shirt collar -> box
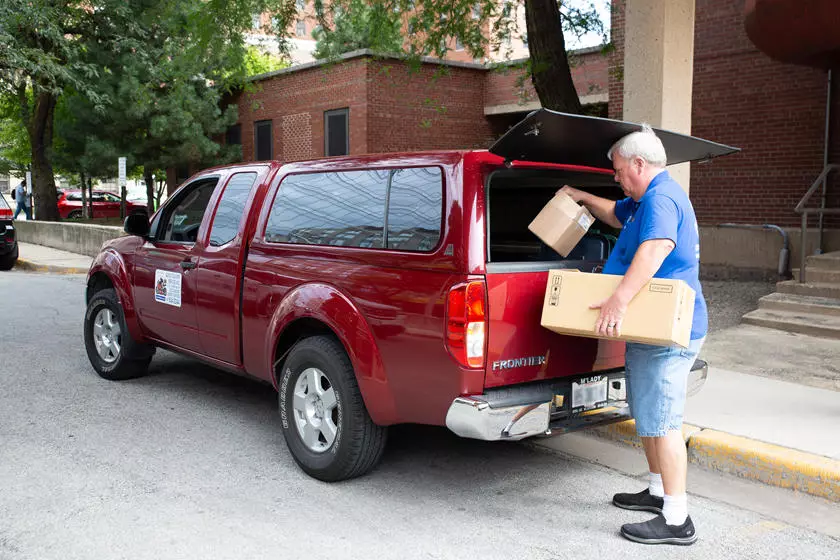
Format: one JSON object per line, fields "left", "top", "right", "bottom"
{"left": 640, "top": 170, "right": 670, "bottom": 201}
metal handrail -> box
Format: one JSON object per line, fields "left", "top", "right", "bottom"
{"left": 795, "top": 164, "right": 840, "bottom": 282}
{"left": 718, "top": 223, "right": 791, "bottom": 280}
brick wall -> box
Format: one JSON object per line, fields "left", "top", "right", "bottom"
{"left": 608, "top": 0, "right": 625, "bottom": 120}
{"left": 485, "top": 49, "right": 609, "bottom": 109}
{"left": 229, "top": 58, "right": 370, "bottom": 162}
{"left": 366, "top": 60, "right": 494, "bottom": 152}
{"left": 609, "top": 0, "right": 839, "bottom": 228}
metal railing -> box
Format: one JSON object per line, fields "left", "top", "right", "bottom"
{"left": 795, "top": 164, "right": 840, "bottom": 283}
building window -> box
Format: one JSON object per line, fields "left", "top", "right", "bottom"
{"left": 522, "top": 35, "right": 529, "bottom": 48}
{"left": 455, "top": 37, "right": 464, "bottom": 51}
{"left": 225, "top": 124, "right": 242, "bottom": 146}
{"left": 296, "top": 20, "right": 306, "bottom": 36}
{"left": 296, "top": 0, "right": 306, "bottom": 10}
{"left": 472, "top": 4, "right": 481, "bottom": 19}
{"left": 324, "top": 108, "right": 349, "bottom": 157}
{"left": 254, "top": 120, "right": 273, "bottom": 161}
{"left": 251, "top": 14, "right": 261, "bottom": 29}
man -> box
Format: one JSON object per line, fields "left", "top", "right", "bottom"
{"left": 13, "top": 178, "right": 32, "bottom": 220}
{"left": 561, "top": 124, "right": 706, "bottom": 546}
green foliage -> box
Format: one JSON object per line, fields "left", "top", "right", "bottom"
{"left": 0, "top": 94, "right": 30, "bottom": 174}
{"left": 244, "top": 47, "right": 290, "bottom": 76}
{"left": 312, "top": 0, "right": 404, "bottom": 59}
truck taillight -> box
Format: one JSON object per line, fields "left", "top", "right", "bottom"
{"left": 446, "top": 281, "right": 487, "bottom": 369}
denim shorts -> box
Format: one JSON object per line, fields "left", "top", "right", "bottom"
{"left": 624, "top": 337, "right": 705, "bottom": 437}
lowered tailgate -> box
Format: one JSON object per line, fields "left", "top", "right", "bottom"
{"left": 484, "top": 266, "right": 625, "bottom": 388}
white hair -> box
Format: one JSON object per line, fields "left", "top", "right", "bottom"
{"left": 607, "top": 124, "right": 667, "bottom": 168}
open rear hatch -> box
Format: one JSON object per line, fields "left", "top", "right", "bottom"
{"left": 481, "top": 110, "right": 739, "bottom": 389}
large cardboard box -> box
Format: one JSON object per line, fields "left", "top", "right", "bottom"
{"left": 540, "top": 270, "right": 696, "bottom": 348}
{"left": 528, "top": 192, "right": 594, "bottom": 257}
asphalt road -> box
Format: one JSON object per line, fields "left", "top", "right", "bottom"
{"left": 0, "top": 271, "right": 837, "bottom": 560}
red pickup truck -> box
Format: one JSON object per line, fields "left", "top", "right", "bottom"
{"left": 83, "top": 110, "right": 734, "bottom": 481}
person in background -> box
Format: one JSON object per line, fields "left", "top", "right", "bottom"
{"left": 560, "top": 124, "right": 706, "bottom": 546}
{"left": 13, "top": 178, "right": 32, "bottom": 220}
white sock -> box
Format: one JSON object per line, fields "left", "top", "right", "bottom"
{"left": 662, "top": 493, "right": 688, "bottom": 526}
{"left": 648, "top": 472, "right": 664, "bottom": 498}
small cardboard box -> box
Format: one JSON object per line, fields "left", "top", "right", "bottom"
{"left": 528, "top": 192, "right": 594, "bottom": 257}
{"left": 540, "top": 270, "right": 696, "bottom": 348}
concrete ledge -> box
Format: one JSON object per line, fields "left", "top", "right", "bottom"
{"left": 14, "top": 221, "right": 123, "bottom": 257}
{"left": 594, "top": 420, "right": 840, "bottom": 502}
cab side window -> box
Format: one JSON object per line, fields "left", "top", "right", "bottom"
{"left": 158, "top": 179, "right": 218, "bottom": 244}
{"left": 208, "top": 172, "right": 258, "bottom": 247}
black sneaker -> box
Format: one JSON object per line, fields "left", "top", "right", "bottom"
{"left": 612, "top": 489, "right": 664, "bottom": 514}
{"left": 620, "top": 515, "right": 698, "bottom": 546}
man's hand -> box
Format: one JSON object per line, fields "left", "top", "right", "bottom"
{"left": 591, "top": 292, "right": 630, "bottom": 337}
{"left": 558, "top": 185, "right": 583, "bottom": 203}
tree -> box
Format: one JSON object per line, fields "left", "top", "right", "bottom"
{"left": 312, "top": 0, "right": 404, "bottom": 59}
{"left": 312, "top": 0, "right": 607, "bottom": 113}
{"left": 0, "top": 0, "right": 297, "bottom": 220}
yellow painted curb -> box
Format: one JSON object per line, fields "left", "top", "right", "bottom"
{"left": 14, "top": 258, "right": 88, "bottom": 275}
{"left": 687, "top": 429, "right": 840, "bottom": 502}
{"left": 593, "top": 419, "right": 701, "bottom": 448}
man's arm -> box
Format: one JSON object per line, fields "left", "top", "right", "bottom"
{"left": 591, "top": 238, "right": 675, "bottom": 336}
{"left": 559, "top": 185, "right": 622, "bottom": 229}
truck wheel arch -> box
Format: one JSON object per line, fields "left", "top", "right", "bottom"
{"left": 267, "top": 285, "right": 399, "bottom": 426}
{"left": 86, "top": 251, "right": 143, "bottom": 343}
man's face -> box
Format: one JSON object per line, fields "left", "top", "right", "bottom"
{"left": 612, "top": 155, "right": 646, "bottom": 200}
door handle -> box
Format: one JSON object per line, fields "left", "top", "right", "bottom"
{"left": 180, "top": 260, "right": 197, "bottom": 270}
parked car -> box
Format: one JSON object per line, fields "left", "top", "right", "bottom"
{"left": 58, "top": 190, "right": 147, "bottom": 219}
{"left": 0, "top": 192, "right": 18, "bottom": 270}
{"left": 83, "top": 110, "right": 736, "bottom": 482}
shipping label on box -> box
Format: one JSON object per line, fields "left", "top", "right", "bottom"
{"left": 540, "top": 270, "right": 695, "bottom": 348}
{"left": 528, "top": 192, "right": 594, "bottom": 257}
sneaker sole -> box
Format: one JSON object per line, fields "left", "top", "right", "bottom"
{"left": 620, "top": 529, "right": 698, "bottom": 546}
{"left": 612, "top": 498, "right": 663, "bottom": 515}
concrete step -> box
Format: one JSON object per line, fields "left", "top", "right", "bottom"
{"left": 806, "top": 251, "right": 840, "bottom": 271}
{"left": 757, "top": 292, "right": 840, "bottom": 317}
{"left": 792, "top": 268, "right": 840, "bottom": 284}
{"left": 776, "top": 280, "right": 840, "bottom": 299}
{"left": 742, "top": 308, "right": 840, "bottom": 339}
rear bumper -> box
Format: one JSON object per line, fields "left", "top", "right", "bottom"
{"left": 445, "top": 359, "right": 708, "bottom": 441}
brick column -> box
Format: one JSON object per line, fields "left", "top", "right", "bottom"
{"left": 622, "top": 0, "right": 695, "bottom": 193}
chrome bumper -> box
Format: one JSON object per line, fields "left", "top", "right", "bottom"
{"left": 445, "top": 360, "right": 708, "bottom": 442}
{"left": 445, "top": 397, "right": 553, "bottom": 441}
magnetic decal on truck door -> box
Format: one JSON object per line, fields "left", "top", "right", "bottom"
{"left": 154, "top": 270, "right": 182, "bottom": 307}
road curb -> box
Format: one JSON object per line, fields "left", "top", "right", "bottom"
{"left": 594, "top": 419, "right": 839, "bottom": 502}
{"left": 14, "top": 258, "right": 89, "bottom": 275}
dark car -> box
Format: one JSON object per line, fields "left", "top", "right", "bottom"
{"left": 0, "top": 192, "right": 18, "bottom": 270}
{"left": 58, "top": 190, "right": 147, "bottom": 219}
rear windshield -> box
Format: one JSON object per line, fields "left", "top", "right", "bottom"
{"left": 0, "top": 192, "right": 9, "bottom": 210}
{"left": 486, "top": 168, "right": 623, "bottom": 268}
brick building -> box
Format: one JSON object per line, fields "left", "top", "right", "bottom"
{"left": 218, "top": 46, "right": 606, "bottom": 170}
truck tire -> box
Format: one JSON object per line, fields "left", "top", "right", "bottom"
{"left": 67, "top": 210, "right": 83, "bottom": 219}
{"left": 278, "top": 335, "right": 387, "bottom": 482}
{"left": 0, "top": 244, "right": 17, "bottom": 270}
{"left": 84, "top": 288, "right": 154, "bottom": 380}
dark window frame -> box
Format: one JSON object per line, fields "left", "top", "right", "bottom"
{"left": 254, "top": 120, "right": 273, "bottom": 161}
{"left": 324, "top": 108, "right": 349, "bottom": 157}
{"left": 226, "top": 124, "right": 242, "bottom": 146}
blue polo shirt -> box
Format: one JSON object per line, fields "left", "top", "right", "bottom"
{"left": 603, "top": 170, "right": 707, "bottom": 340}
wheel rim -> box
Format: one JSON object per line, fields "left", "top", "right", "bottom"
{"left": 292, "top": 367, "right": 339, "bottom": 453}
{"left": 92, "top": 308, "right": 121, "bottom": 363}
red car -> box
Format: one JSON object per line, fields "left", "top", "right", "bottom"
{"left": 58, "top": 190, "right": 147, "bottom": 219}
{"left": 83, "top": 110, "right": 734, "bottom": 482}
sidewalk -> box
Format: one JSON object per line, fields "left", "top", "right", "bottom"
{"left": 11, "top": 242, "right": 840, "bottom": 501}
{"left": 14, "top": 242, "right": 93, "bottom": 274}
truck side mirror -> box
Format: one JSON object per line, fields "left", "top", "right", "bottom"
{"left": 124, "top": 213, "right": 150, "bottom": 237}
